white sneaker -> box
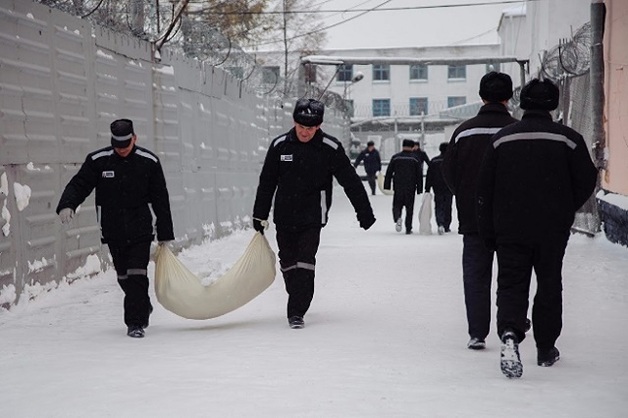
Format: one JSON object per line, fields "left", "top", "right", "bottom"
{"left": 395, "top": 218, "right": 402, "bottom": 232}
{"left": 438, "top": 226, "right": 445, "bottom": 235}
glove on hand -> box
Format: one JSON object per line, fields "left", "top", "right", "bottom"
{"left": 59, "top": 208, "right": 74, "bottom": 224}
{"left": 359, "top": 215, "right": 376, "bottom": 231}
{"left": 253, "top": 218, "right": 267, "bottom": 235}
{"left": 159, "top": 240, "right": 174, "bottom": 249}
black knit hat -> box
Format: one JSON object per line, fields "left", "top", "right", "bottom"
{"left": 293, "top": 98, "right": 324, "bottom": 127}
{"left": 402, "top": 139, "right": 414, "bottom": 148}
{"left": 110, "top": 119, "right": 134, "bottom": 148}
{"left": 479, "top": 72, "right": 513, "bottom": 103}
{"left": 520, "top": 78, "right": 559, "bottom": 111}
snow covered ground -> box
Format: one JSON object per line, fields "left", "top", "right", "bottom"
{"left": 1, "top": 186, "right": 627, "bottom": 417}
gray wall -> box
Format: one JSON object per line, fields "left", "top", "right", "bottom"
{"left": 0, "top": 0, "right": 349, "bottom": 307}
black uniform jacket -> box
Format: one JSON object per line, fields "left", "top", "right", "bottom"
{"left": 353, "top": 148, "right": 382, "bottom": 175}
{"left": 56, "top": 145, "right": 174, "bottom": 245}
{"left": 425, "top": 154, "right": 452, "bottom": 195}
{"left": 383, "top": 150, "right": 422, "bottom": 194}
{"left": 476, "top": 110, "right": 597, "bottom": 242}
{"left": 253, "top": 128, "right": 374, "bottom": 232}
{"left": 442, "top": 103, "right": 518, "bottom": 234}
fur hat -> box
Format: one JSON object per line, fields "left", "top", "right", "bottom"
{"left": 479, "top": 72, "right": 513, "bottom": 103}
{"left": 110, "top": 119, "right": 134, "bottom": 148}
{"left": 520, "top": 78, "right": 559, "bottom": 111}
{"left": 293, "top": 98, "right": 324, "bottom": 127}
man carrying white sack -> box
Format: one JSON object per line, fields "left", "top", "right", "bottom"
{"left": 56, "top": 119, "right": 174, "bottom": 339}
{"left": 252, "top": 98, "right": 376, "bottom": 329}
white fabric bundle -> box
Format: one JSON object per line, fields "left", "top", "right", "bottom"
{"left": 154, "top": 232, "right": 276, "bottom": 320}
{"left": 377, "top": 171, "right": 393, "bottom": 195}
{"left": 418, "top": 192, "right": 433, "bottom": 235}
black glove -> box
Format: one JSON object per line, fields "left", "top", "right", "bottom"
{"left": 253, "top": 218, "right": 266, "bottom": 235}
{"left": 359, "top": 215, "right": 376, "bottom": 231}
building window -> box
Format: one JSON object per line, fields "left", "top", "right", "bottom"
{"left": 448, "top": 64, "right": 466, "bottom": 79}
{"left": 409, "top": 64, "right": 428, "bottom": 80}
{"left": 409, "top": 97, "right": 428, "bottom": 115}
{"left": 486, "top": 63, "right": 501, "bottom": 73}
{"left": 447, "top": 96, "right": 467, "bottom": 107}
{"left": 373, "top": 64, "right": 390, "bottom": 81}
{"left": 373, "top": 99, "right": 390, "bottom": 116}
{"left": 337, "top": 64, "right": 353, "bottom": 82}
{"left": 262, "top": 66, "right": 280, "bottom": 84}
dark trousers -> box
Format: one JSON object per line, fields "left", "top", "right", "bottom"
{"left": 276, "top": 227, "right": 322, "bottom": 318}
{"left": 109, "top": 241, "right": 152, "bottom": 327}
{"left": 366, "top": 173, "right": 377, "bottom": 195}
{"left": 462, "top": 234, "right": 495, "bottom": 340}
{"left": 434, "top": 192, "right": 453, "bottom": 230}
{"left": 496, "top": 232, "right": 569, "bottom": 349}
{"left": 392, "top": 188, "right": 416, "bottom": 232}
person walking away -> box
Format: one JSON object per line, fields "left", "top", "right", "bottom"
{"left": 56, "top": 119, "right": 174, "bottom": 338}
{"left": 476, "top": 78, "right": 597, "bottom": 378}
{"left": 383, "top": 139, "right": 422, "bottom": 234}
{"left": 425, "top": 142, "right": 453, "bottom": 234}
{"left": 353, "top": 140, "right": 382, "bottom": 195}
{"left": 412, "top": 141, "right": 431, "bottom": 193}
{"left": 441, "top": 72, "right": 518, "bottom": 350}
{"left": 252, "top": 98, "right": 376, "bottom": 329}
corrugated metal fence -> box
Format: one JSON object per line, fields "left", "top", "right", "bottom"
{"left": 0, "top": 0, "right": 349, "bottom": 307}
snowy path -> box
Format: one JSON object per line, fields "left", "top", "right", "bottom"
{"left": 1, "top": 186, "right": 627, "bottom": 417}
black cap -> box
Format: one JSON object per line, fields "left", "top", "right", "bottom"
{"left": 402, "top": 139, "right": 415, "bottom": 148}
{"left": 439, "top": 142, "right": 448, "bottom": 154}
{"left": 520, "top": 78, "right": 559, "bottom": 111}
{"left": 367, "top": 140, "right": 375, "bottom": 146}
{"left": 479, "top": 72, "right": 513, "bottom": 103}
{"left": 110, "top": 119, "right": 134, "bottom": 148}
{"left": 293, "top": 98, "right": 324, "bottom": 127}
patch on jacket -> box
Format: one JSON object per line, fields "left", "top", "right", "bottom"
{"left": 280, "top": 154, "right": 293, "bottom": 161}
{"left": 102, "top": 171, "right": 115, "bottom": 178}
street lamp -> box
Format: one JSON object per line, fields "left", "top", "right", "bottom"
{"left": 344, "top": 71, "right": 364, "bottom": 99}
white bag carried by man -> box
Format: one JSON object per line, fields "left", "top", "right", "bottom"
{"left": 154, "top": 233, "right": 276, "bottom": 320}
{"left": 418, "top": 192, "right": 433, "bottom": 235}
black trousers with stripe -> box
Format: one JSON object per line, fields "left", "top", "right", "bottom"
{"left": 496, "top": 231, "right": 569, "bottom": 350}
{"left": 109, "top": 240, "right": 153, "bottom": 327}
{"left": 276, "top": 227, "right": 322, "bottom": 318}
{"left": 392, "top": 188, "right": 416, "bottom": 232}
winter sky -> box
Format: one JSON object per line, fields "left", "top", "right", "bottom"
{"left": 317, "top": 0, "right": 519, "bottom": 49}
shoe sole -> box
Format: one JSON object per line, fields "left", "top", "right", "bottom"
{"left": 289, "top": 323, "right": 304, "bottom": 329}
{"left": 500, "top": 338, "right": 523, "bottom": 378}
{"left": 395, "top": 221, "right": 402, "bottom": 232}
{"left": 468, "top": 342, "right": 486, "bottom": 350}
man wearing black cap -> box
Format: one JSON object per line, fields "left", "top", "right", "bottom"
{"left": 383, "top": 139, "right": 422, "bottom": 234}
{"left": 252, "top": 98, "right": 376, "bottom": 329}
{"left": 477, "top": 78, "right": 597, "bottom": 378}
{"left": 441, "top": 72, "right": 518, "bottom": 351}
{"left": 353, "top": 140, "right": 382, "bottom": 195}
{"left": 56, "top": 119, "right": 174, "bottom": 338}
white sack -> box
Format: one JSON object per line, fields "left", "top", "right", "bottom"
{"left": 377, "top": 171, "right": 393, "bottom": 195}
{"left": 418, "top": 192, "right": 433, "bottom": 235}
{"left": 155, "top": 232, "right": 276, "bottom": 320}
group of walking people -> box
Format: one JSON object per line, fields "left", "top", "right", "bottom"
{"left": 56, "top": 72, "right": 596, "bottom": 380}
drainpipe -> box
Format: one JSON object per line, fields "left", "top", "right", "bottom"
{"left": 591, "top": 0, "right": 606, "bottom": 172}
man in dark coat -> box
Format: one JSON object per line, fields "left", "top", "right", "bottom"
{"left": 353, "top": 140, "right": 382, "bottom": 195}
{"left": 477, "top": 78, "right": 597, "bottom": 378}
{"left": 56, "top": 119, "right": 174, "bottom": 338}
{"left": 384, "top": 139, "right": 422, "bottom": 234}
{"left": 412, "top": 141, "right": 431, "bottom": 193}
{"left": 252, "top": 98, "right": 376, "bottom": 329}
{"left": 425, "top": 142, "right": 453, "bottom": 234}
{"left": 442, "top": 72, "right": 518, "bottom": 350}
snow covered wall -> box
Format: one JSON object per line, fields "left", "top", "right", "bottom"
{"left": 0, "top": 0, "right": 350, "bottom": 308}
